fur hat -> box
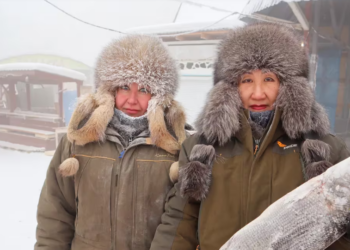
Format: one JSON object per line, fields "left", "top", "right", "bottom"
{"left": 59, "top": 35, "right": 186, "bottom": 177}
{"left": 199, "top": 23, "right": 329, "bottom": 143}
{"left": 95, "top": 35, "right": 179, "bottom": 106}
{"left": 179, "top": 23, "right": 332, "bottom": 200}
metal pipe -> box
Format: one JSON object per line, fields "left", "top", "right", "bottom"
{"left": 343, "top": 24, "right": 350, "bottom": 120}
{"left": 309, "top": 0, "right": 321, "bottom": 90}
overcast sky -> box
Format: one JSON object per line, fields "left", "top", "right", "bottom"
{"left": 0, "top": 0, "right": 249, "bottom": 67}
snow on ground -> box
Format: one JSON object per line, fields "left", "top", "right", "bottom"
{"left": 0, "top": 147, "right": 52, "bottom": 249}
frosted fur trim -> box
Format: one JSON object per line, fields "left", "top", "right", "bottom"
{"left": 67, "top": 91, "right": 115, "bottom": 146}
{"left": 197, "top": 23, "right": 330, "bottom": 145}
{"left": 67, "top": 35, "right": 186, "bottom": 153}
{"left": 95, "top": 35, "right": 178, "bottom": 104}
{"left": 67, "top": 91, "right": 186, "bottom": 154}
{"left": 148, "top": 103, "right": 180, "bottom": 155}
{"left": 179, "top": 144, "right": 216, "bottom": 201}
{"left": 304, "top": 161, "right": 332, "bottom": 180}
{"left": 169, "top": 161, "right": 179, "bottom": 183}
{"left": 59, "top": 158, "right": 79, "bottom": 177}
{"left": 301, "top": 139, "right": 331, "bottom": 164}
{"left": 196, "top": 81, "right": 241, "bottom": 145}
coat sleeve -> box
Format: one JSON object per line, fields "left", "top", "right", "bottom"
{"left": 35, "top": 135, "right": 76, "bottom": 250}
{"left": 150, "top": 142, "right": 200, "bottom": 250}
{"left": 324, "top": 134, "right": 350, "bottom": 250}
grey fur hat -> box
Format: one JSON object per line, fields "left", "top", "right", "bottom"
{"left": 95, "top": 35, "right": 179, "bottom": 107}
{"left": 214, "top": 23, "right": 308, "bottom": 86}
{"left": 197, "top": 23, "right": 330, "bottom": 144}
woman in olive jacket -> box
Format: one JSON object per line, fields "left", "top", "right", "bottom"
{"left": 35, "top": 35, "right": 190, "bottom": 250}
{"left": 151, "top": 23, "right": 350, "bottom": 250}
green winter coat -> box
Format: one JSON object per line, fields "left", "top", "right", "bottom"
{"left": 35, "top": 131, "right": 178, "bottom": 250}
{"left": 150, "top": 109, "right": 350, "bottom": 250}
{"left": 35, "top": 33, "right": 188, "bottom": 250}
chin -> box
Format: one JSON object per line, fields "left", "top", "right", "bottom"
{"left": 248, "top": 106, "right": 273, "bottom": 112}
{"left": 249, "top": 109, "right": 266, "bottom": 112}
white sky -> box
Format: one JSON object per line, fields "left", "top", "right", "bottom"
{"left": 0, "top": 0, "right": 249, "bottom": 67}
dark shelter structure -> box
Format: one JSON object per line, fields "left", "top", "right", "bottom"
{"left": 0, "top": 63, "right": 85, "bottom": 151}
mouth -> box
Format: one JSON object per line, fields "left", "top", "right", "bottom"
{"left": 124, "top": 108, "right": 140, "bottom": 114}
{"left": 250, "top": 105, "right": 268, "bottom": 111}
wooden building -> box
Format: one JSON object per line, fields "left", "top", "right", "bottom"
{"left": 0, "top": 63, "right": 86, "bottom": 151}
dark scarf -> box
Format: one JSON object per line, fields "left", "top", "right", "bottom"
{"left": 108, "top": 109, "right": 149, "bottom": 147}
{"left": 249, "top": 110, "right": 274, "bottom": 139}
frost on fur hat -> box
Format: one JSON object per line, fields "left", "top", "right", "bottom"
{"left": 67, "top": 34, "right": 184, "bottom": 148}
{"left": 197, "top": 23, "right": 330, "bottom": 145}
{"left": 62, "top": 35, "right": 186, "bottom": 177}
{"left": 95, "top": 35, "right": 179, "bottom": 106}
{"left": 214, "top": 23, "right": 308, "bottom": 86}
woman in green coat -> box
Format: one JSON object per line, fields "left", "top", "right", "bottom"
{"left": 35, "top": 35, "right": 190, "bottom": 250}
{"left": 150, "top": 23, "right": 350, "bottom": 250}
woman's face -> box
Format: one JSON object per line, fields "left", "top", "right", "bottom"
{"left": 115, "top": 83, "right": 152, "bottom": 117}
{"left": 238, "top": 69, "right": 280, "bottom": 112}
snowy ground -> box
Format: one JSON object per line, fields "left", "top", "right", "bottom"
{"left": 0, "top": 148, "right": 52, "bottom": 250}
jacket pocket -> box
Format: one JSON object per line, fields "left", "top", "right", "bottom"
{"left": 132, "top": 159, "right": 174, "bottom": 249}
{"left": 74, "top": 156, "right": 91, "bottom": 230}
{"left": 74, "top": 157, "right": 114, "bottom": 247}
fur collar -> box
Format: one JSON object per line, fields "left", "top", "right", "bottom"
{"left": 196, "top": 81, "right": 330, "bottom": 146}
{"left": 67, "top": 90, "right": 186, "bottom": 155}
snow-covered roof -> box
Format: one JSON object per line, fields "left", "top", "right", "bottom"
{"left": 0, "top": 63, "right": 86, "bottom": 81}
{"left": 126, "top": 19, "right": 244, "bottom": 36}
{"left": 241, "top": 0, "right": 312, "bottom": 15}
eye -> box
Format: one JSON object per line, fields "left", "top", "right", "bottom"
{"left": 264, "top": 77, "right": 275, "bottom": 82}
{"left": 241, "top": 78, "right": 253, "bottom": 84}
{"left": 120, "top": 85, "right": 130, "bottom": 91}
{"left": 139, "top": 87, "right": 148, "bottom": 94}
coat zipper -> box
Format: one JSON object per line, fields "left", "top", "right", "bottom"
{"left": 253, "top": 139, "right": 260, "bottom": 156}
{"left": 111, "top": 139, "right": 148, "bottom": 250}
{"left": 245, "top": 115, "right": 275, "bottom": 223}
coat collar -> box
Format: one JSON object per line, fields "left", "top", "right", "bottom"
{"left": 67, "top": 91, "right": 187, "bottom": 155}
{"left": 235, "top": 108, "right": 284, "bottom": 156}
{"left": 195, "top": 80, "right": 330, "bottom": 146}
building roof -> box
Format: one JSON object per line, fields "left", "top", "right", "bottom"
{"left": 126, "top": 18, "right": 244, "bottom": 41}
{"left": 241, "top": 0, "right": 309, "bottom": 16}
{"left": 126, "top": 19, "right": 244, "bottom": 35}
{"left": 0, "top": 63, "right": 86, "bottom": 81}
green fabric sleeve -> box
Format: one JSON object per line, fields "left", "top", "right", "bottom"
{"left": 150, "top": 142, "right": 200, "bottom": 250}
{"left": 35, "top": 135, "right": 76, "bottom": 250}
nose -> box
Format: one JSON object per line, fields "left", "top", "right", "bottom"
{"left": 251, "top": 81, "right": 266, "bottom": 100}
{"left": 127, "top": 91, "right": 137, "bottom": 105}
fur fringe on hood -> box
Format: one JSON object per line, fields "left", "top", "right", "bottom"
{"left": 202, "top": 23, "right": 329, "bottom": 143}
{"left": 60, "top": 35, "right": 185, "bottom": 176}
{"left": 179, "top": 23, "right": 332, "bottom": 200}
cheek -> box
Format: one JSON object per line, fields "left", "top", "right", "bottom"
{"left": 268, "top": 84, "right": 280, "bottom": 104}
{"left": 238, "top": 85, "right": 250, "bottom": 108}
{"left": 115, "top": 93, "right": 126, "bottom": 109}
{"left": 139, "top": 95, "right": 152, "bottom": 111}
